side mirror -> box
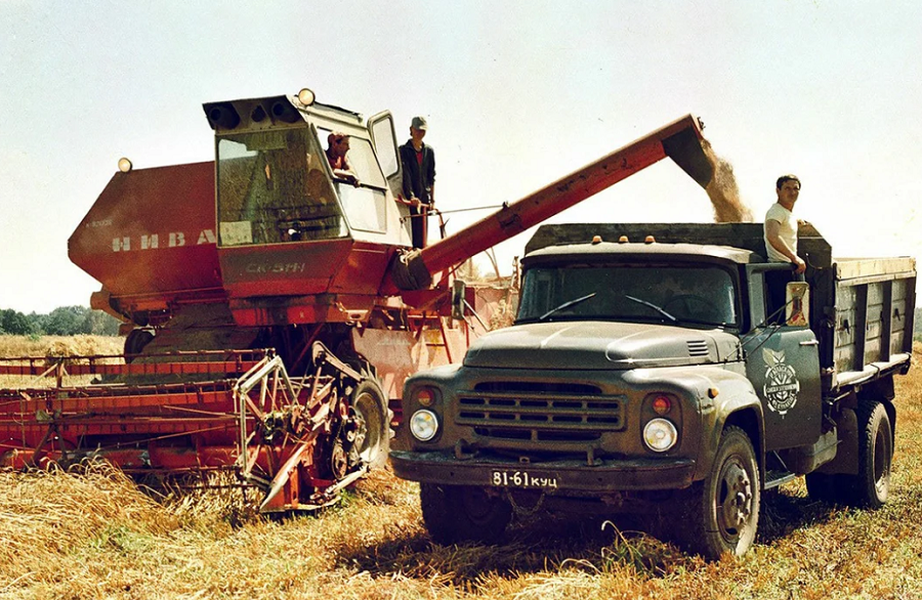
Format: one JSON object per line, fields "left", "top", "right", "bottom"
{"left": 785, "top": 282, "right": 810, "bottom": 327}
{"left": 451, "top": 279, "right": 466, "bottom": 321}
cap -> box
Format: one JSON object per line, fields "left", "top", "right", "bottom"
{"left": 411, "top": 116, "right": 428, "bottom": 131}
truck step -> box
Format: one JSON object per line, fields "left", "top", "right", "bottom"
{"left": 763, "top": 470, "right": 796, "bottom": 490}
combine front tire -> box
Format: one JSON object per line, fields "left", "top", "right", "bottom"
{"left": 350, "top": 379, "right": 390, "bottom": 469}
{"left": 124, "top": 329, "right": 154, "bottom": 361}
{"left": 420, "top": 484, "right": 512, "bottom": 545}
{"left": 681, "top": 426, "right": 760, "bottom": 559}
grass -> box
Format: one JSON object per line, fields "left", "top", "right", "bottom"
{"left": 0, "top": 343, "right": 921, "bottom": 599}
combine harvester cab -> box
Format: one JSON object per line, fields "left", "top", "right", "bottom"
{"left": 2, "top": 88, "right": 717, "bottom": 512}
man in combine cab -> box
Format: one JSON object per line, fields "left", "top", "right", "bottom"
{"left": 400, "top": 116, "right": 436, "bottom": 248}
{"left": 326, "top": 132, "right": 359, "bottom": 185}
{"left": 763, "top": 174, "right": 805, "bottom": 320}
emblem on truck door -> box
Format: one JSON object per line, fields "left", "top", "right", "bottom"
{"left": 762, "top": 348, "right": 800, "bottom": 416}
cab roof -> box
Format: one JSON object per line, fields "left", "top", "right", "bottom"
{"left": 523, "top": 240, "right": 762, "bottom": 265}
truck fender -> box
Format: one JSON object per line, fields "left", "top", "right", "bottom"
{"left": 815, "top": 406, "right": 859, "bottom": 475}
{"left": 695, "top": 374, "right": 765, "bottom": 482}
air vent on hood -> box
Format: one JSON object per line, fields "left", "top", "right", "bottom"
{"left": 686, "top": 339, "right": 709, "bottom": 357}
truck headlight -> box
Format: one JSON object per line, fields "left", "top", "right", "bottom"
{"left": 643, "top": 418, "right": 677, "bottom": 452}
{"left": 409, "top": 409, "right": 439, "bottom": 441}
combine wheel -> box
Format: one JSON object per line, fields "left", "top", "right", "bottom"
{"left": 420, "top": 483, "right": 512, "bottom": 545}
{"left": 842, "top": 398, "right": 892, "bottom": 508}
{"left": 124, "top": 329, "right": 154, "bottom": 361}
{"left": 680, "top": 426, "right": 760, "bottom": 559}
{"left": 349, "top": 378, "right": 390, "bottom": 469}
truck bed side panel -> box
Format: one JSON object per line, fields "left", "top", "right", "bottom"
{"left": 829, "top": 258, "right": 915, "bottom": 391}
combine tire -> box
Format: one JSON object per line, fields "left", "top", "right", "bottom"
{"left": 350, "top": 379, "right": 390, "bottom": 469}
{"left": 681, "top": 426, "right": 760, "bottom": 559}
{"left": 123, "top": 329, "right": 154, "bottom": 361}
{"left": 420, "top": 484, "right": 512, "bottom": 545}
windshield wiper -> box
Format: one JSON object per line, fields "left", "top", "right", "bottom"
{"left": 624, "top": 295, "right": 677, "bottom": 323}
{"left": 539, "top": 292, "right": 597, "bottom": 322}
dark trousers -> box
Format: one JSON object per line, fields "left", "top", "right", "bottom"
{"left": 410, "top": 204, "right": 428, "bottom": 248}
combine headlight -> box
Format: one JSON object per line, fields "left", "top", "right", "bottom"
{"left": 409, "top": 409, "right": 439, "bottom": 442}
{"left": 297, "top": 88, "right": 316, "bottom": 106}
{"left": 643, "top": 418, "right": 678, "bottom": 452}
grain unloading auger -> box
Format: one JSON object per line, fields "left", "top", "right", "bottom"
{"left": 0, "top": 88, "right": 715, "bottom": 511}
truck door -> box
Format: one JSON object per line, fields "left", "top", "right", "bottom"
{"left": 368, "top": 111, "right": 402, "bottom": 199}
{"left": 744, "top": 269, "right": 822, "bottom": 451}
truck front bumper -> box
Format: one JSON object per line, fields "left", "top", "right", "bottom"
{"left": 390, "top": 450, "right": 697, "bottom": 492}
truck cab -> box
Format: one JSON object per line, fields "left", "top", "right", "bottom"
{"left": 391, "top": 222, "right": 915, "bottom": 559}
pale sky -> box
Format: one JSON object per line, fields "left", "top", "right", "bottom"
{"left": 1, "top": 1, "right": 920, "bottom": 313}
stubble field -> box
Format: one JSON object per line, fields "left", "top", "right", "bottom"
{"left": 0, "top": 337, "right": 920, "bottom": 599}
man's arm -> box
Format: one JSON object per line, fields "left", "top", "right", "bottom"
{"left": 765, "top": 219, "right": 806, "bottom": 274}
{"left": 426, "top": 148, "right": 435, "bottom": 205}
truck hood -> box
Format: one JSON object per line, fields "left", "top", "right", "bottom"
{"left": 463, "top": 321, "right": 740, "bottom": 370}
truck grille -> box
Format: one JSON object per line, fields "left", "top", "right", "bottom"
{"left": 457, "top": 382, "right": 625, "bottom": 442}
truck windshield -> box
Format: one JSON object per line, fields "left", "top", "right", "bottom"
{"left": 215, "top": 128, "right": 346, "bottom": 246}
{"left": 517, "top": 264, "right": 738, "bottom": 327}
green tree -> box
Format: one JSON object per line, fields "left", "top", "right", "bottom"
{"left": 0, "top": 309, "right": 34, "bottom": 335}
{"left": 44, "top": 306, "right": 89, "bottom": 335}
{"left": 82, "top": 309, "right": 122, "bottom": 335}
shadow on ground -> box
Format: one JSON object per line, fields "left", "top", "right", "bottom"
{"left": 335, "top": 509, "right": 692, "bottom": 584}
{"left": 334, "top": 487, "right": 848, "bottom": 585}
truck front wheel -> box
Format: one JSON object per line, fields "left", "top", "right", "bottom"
{"left": 420, "top": 483, "right": 512, "bottom": 545}
{"left": 681, "top": 426, "right": 760, "bottom": 559}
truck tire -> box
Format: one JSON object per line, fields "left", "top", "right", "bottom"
{"left": 420, "top": 483, "right": 512, "bottom": 545}
{"left": 681, "top": 426, "right": 760, "bottom": 559}
{"left": 350, "top": 379, "right": 390, "bottom": 469}
{"left": 842, "top": 398, "right": 892, "bottom": 508}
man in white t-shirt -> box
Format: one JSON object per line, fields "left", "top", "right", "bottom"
{"left": 763, "top": 174, "right": 806, "bottom": 274}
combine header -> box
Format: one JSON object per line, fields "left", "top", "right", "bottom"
{"left": 0, "top": 88, "right": 716, "bottom": 511}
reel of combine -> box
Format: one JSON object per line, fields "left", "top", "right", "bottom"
{"left": 234, "top": 342, "right": 389, "bottom": 512}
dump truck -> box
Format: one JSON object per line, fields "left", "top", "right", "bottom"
{"left": 391, "top": 221, "right": 916, "bottom": 558}
{"left": 0, "top": 88, "right": 719, "bottom": 512}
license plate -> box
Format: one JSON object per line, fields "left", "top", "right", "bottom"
{"left": 491, "top": 470, "right": 558, "bottom": 489}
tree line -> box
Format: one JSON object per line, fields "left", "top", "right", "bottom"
{"left": 0, "top": 306, "right": 121, "bottom": 336}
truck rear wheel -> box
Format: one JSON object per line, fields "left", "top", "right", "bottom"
{"left": 843, "top": 398, "right": 892, "bottom": 508}
{"left": 419, "top": 483, "right": 512, "bottom": 545}
{"left": 681, "top": 426, "right": 760, "bottom": 559}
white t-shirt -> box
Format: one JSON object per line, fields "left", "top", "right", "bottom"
{"left": 763, "top": 203, "right": 796, "bottom": 263}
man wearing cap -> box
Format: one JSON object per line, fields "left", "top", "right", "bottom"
{"left": 400, "top": 116, "right": 436, "bottom": 248}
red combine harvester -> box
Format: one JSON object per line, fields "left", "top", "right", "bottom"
{"left": 0, "top": 89, "right": 715, "bottom": 511}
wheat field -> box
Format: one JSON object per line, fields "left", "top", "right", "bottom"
{"left": 0, "top": 339, "right": 920, "bottom": 599}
